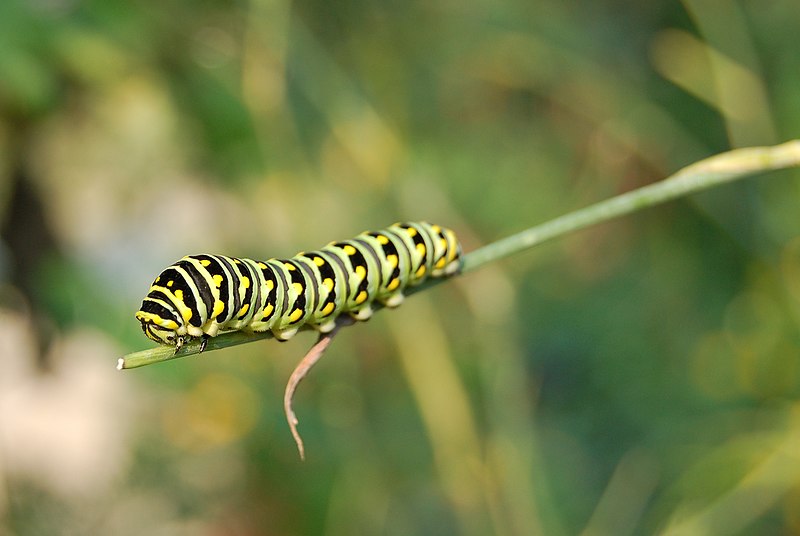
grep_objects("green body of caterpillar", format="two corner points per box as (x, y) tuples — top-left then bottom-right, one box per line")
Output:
(136, 222), (462, 352)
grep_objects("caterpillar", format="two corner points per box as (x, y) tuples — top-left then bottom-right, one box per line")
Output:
(136, 222), (462, 352)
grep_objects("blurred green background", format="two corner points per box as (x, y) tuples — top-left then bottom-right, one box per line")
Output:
(1, 0), (800, 534)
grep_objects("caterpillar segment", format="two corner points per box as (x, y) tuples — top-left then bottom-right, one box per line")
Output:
(136, 222), (462, 352)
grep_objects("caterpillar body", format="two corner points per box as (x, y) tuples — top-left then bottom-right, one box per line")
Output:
(136, 222), (462, 352)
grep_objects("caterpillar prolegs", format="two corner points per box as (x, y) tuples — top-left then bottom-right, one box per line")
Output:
(136, 222), (462, 352)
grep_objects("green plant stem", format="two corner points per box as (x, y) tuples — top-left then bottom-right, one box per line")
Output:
(462, 140), (800, 272)
(118, 140), (800, 370)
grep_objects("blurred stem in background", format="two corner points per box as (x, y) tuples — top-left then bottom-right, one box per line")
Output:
(0, 124), (63, 369)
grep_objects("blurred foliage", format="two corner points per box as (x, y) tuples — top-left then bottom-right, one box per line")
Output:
(1, 0), (800, 535)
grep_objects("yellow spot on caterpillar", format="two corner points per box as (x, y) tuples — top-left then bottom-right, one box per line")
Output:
(201, 259), (211, 267)
(313, 256), (325, 267)
(343, 245), (356, 255)
(233, 258), (241, 264)
(355, 291), (368, 304)
(293, 282), (304, 294)
(175, 289), (183, 301)
(415, 265), (426, 278)
(323, 278), (334, 292)
(406, 227), (418, 237)
(435, 257), (446, 269)
(166, 280), (173, 287)
(138, 313), (170, 330)
(321, 302), (335, 316)
(285, 262), (296, 270)
(182, 308), (192, 322)
(355, 266), (366, 279)
(387, 278), (400, 291)
(266, 279), (275, 291)
(242, 276), (250, 289)
(386, 254), (398, 268)
(155, 276), (161, 283)
(262, 303), (274, 318)
(377, 234), (389, 245)
(238, 303), (250, 317)
(289, 308), (304, 322)
(212, 300), (224, 318)
(431, 224), (441, 233)
(258, 262), (267, 269)
(213, 274), (223, 288)
(416, 243), (426, 256)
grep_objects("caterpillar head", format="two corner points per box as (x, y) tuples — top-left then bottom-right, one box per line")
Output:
(135, 298), (186, 350)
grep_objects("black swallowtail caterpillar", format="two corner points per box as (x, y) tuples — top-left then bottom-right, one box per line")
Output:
(136, 222), (462, 352)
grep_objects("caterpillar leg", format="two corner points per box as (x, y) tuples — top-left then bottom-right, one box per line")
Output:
(173, 336), (185, 354)
(273, 327), (299, 341)
(315, 319), (338, 333)
(199, 334), (210, 353)
(381, 293), (405, 308)
(349, 305), (373, 321)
